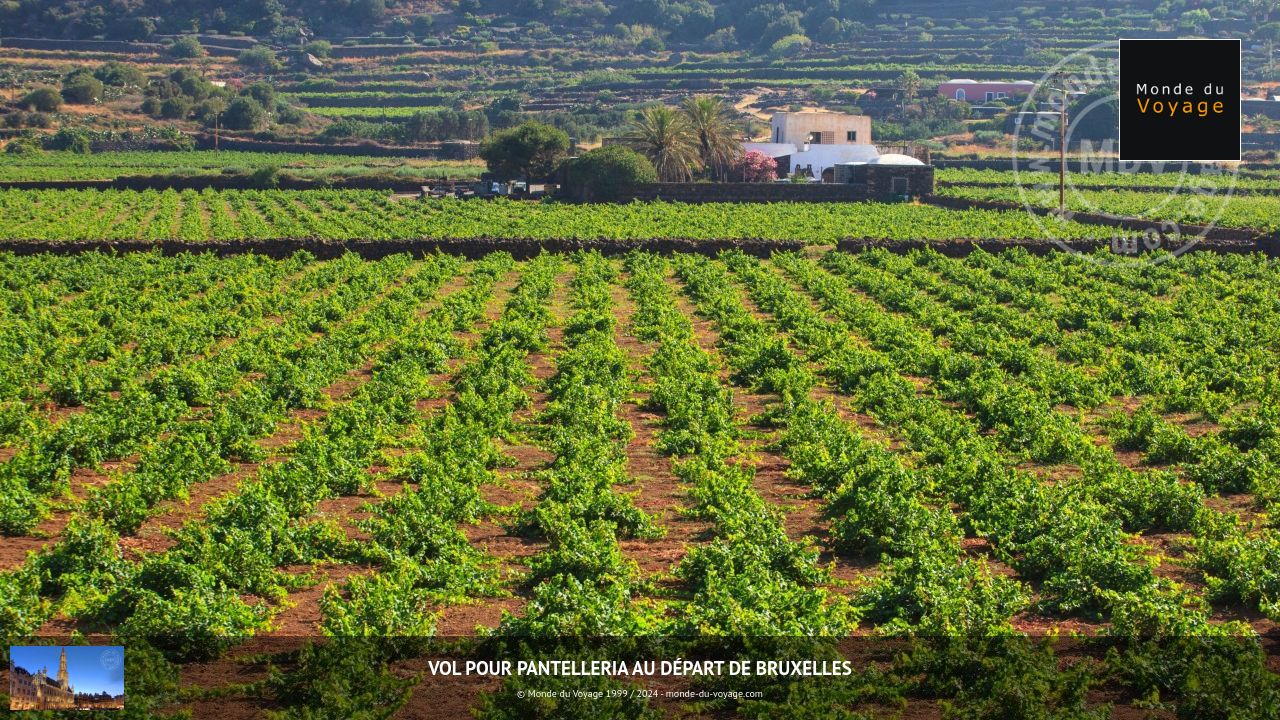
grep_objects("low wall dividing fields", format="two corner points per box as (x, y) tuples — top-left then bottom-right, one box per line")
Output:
(837, 236), (1275, 257)
(189, 135), (479, 159)
(932, 158), (1271, 174)
(3, 234), (1276, 259)
(0, 237), (806, 260)
(0, 176), (436, 192)
(0, 36), (244, 56)
(921, 195), (1265, 243)
(938, 181), (1280, 197)
(617, 182), (869, 203)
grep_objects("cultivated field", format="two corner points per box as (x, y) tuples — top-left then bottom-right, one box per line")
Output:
(3, 247), (1279, 716)
(0, 152), (483, 182)
(1, 0), (1278, 714)
(0, 190), (1125, 242)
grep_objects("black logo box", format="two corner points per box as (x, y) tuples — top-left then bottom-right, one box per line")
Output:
(1119, 38), (1240, 162)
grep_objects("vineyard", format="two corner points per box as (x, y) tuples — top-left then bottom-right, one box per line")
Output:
(0, 190), (1124, 243)
(2, 0), (1279, 710)
(2, 246), (1279, 717)
(0, 152), (483, 182)
(937, 183), (1280, 233)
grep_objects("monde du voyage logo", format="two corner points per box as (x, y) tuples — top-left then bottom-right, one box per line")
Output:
(1119, 38), (1241, 161)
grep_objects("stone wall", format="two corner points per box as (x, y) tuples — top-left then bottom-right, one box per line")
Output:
(922, 195), (1265, 241)
(0, 237), (805, 260)
(1244, 100), (1280, 120)
(0, 176), (430, 192)
(190, 134), (478, 159)
(932, 158), (1239, 174)
(1243, 132), (1280, 150)
(618, 182), (869, 203)
(1, 36), (243, 56)
(834, 164), (935, 198)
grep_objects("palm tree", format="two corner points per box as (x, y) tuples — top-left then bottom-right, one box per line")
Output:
(680, 95), (742, 181)
(895, 70), (921, 119)
(624, 106), (701, 183)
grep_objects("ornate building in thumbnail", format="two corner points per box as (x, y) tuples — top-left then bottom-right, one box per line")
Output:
(8, 647), (75, 710)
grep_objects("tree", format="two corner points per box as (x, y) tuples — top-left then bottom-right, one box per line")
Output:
(241, 82), (277, 110)
(1178, 8), (1211, 32)
(399, 109), (488, 143)
(768, 33), (811, 59)
(411, 15), (435, 35)
(734, 151), (777, 182)
(623, 106), (700, 182)
(675, 2), (715, 43)
(1258, 22), (1280, 71)
(168, 36), (205, 59)
(479, 121), (570, 182)
(48, 127), (92, 154)
(895, 70), (921, 118)
(222, 97), (267, 131)
(195, 97), (228, 126)
(168, 69), (216, 102)
(704, 27), (738, 51)
(94, 61), (147, 88)
(61, 75), (104, 104)
(303, 40), (333, 58)
(759, 13), (804, 49)
(117, 16), (156, 41)
(485, 95), (523, 129)
(22, 86), (62, 112)
(1068, 87), (1118, 145)
(5, 137), (43, 154)
(159, 97), (191, 119)
(815, 17), (845, 43)
(3, 112), (50, 130)
(680, 95), (742, 181)
(350, 0), (388, 23)
(238, 47), (282, 72)
(561, 145), (657, 202)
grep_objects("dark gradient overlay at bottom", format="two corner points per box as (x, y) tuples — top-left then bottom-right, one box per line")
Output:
(5, 634), (1279, 718)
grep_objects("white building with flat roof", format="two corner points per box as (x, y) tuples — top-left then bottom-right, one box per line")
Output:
(744, 111), (878, 180)
(766, 111), (871, 145)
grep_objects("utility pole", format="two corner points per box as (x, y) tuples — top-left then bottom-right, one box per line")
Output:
(214, 111), (220, 151)
(1050, 71), (1068, 215)
(1060, 89), (1066, 214)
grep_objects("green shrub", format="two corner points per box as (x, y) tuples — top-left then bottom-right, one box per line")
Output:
(167, 36), (204, 58)
(479, 120), (569, 182)
(223, 97), (267, 131)
(768, 33), (811, 59)
(22, 86), (62, 112)
(46, 127), (93, 154)
(159, 96), (191, 119)
(302, 39), (332, 57)
(61, 75), (104, 104)
(4, 137), (43, 154)
(238, 46), (282, 71)
(561, 145), (656, 202)
(94, 60), (147, 87)
(319, 566), (437, 642)
(249, 165), (281, 188)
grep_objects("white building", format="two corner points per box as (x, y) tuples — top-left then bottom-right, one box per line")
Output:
(743, 111), (879, 181)
(765, 111), (871, 145)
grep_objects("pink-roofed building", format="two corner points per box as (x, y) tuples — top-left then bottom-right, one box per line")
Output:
(937, 79), (1036, 103)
